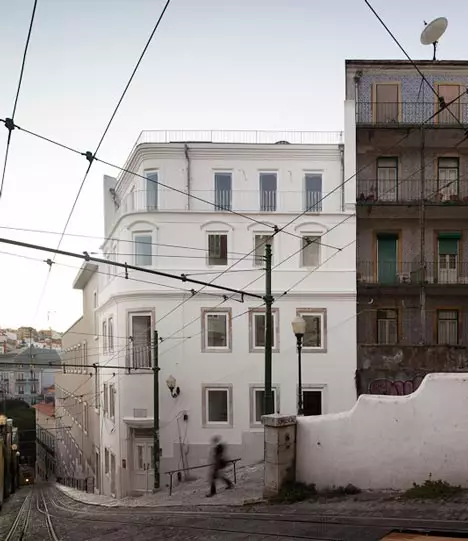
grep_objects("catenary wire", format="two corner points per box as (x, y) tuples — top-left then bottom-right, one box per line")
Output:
(0, 0), (38, 198)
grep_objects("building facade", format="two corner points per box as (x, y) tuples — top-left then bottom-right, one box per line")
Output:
(56, 263), (101, 492)
(34, 403), (56, 480)
(95, 130), (357, 497)
(345, 59), (468, 395)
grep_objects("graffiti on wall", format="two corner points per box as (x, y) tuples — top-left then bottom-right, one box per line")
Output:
(368, 375), (424, 396)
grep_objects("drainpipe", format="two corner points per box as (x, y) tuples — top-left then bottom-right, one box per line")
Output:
(339, 144), (345, 211)
(184, 144), (191, 210)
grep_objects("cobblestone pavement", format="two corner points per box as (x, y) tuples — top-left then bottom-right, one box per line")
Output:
(4, 483), (468, 540)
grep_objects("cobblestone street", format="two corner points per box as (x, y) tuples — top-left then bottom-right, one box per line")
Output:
(3, 483), (468, 540)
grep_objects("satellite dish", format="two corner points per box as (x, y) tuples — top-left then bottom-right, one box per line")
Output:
(420, 17), (448, 60)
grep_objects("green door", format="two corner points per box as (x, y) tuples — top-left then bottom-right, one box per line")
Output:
(377, 234), (398, 284)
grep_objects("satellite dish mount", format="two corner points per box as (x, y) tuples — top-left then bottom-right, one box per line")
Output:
(420, 17), (448, 61)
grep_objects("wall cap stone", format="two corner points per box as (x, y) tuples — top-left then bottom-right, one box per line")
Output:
(262, 414), (297, 427)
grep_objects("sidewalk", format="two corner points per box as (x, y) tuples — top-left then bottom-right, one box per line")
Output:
(55, 462), (265, 508)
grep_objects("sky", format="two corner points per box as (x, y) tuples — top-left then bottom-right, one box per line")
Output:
(0, 0), (465, 332)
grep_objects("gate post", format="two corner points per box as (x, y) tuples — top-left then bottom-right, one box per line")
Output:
(262, 414), (297, 498)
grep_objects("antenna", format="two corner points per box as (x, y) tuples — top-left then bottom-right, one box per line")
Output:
(420, 17), (448, 61)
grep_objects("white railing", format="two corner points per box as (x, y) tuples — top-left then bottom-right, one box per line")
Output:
(114, 189), (329, 221)
(135, 130), (343, 146)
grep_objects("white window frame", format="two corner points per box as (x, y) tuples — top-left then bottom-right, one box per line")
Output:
(93, 290), (98, 341)
(201, 308), (232, 353)
(249, 308), (280, 353)
(104, 447), (109, 475)
(133, 231), (153, 267)
(102, 320), (108, 353)
(103, 383), (108, 414)
(299, 384), (328, 416)
(301, 235), (321, 268)
(83, 402), (89, 434)
(144, 169), (159, 210)
(303, 171), (323, 212)
(108, 317), (114, 352)
(128, 311), (153, 368)
(249, 385), (280, 427)
(253, 233), (273, 267)
(296, 308), (327, 353)
(109, 383), (115, 420)
(207, 232), (229, 267)
(202, 384), (233, 428)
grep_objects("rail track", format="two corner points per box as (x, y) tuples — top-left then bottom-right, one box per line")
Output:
(4, 490), (33, 541)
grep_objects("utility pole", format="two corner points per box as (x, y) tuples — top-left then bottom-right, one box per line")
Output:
(153, 330), (160, 492)
(264, 243), (274, 415)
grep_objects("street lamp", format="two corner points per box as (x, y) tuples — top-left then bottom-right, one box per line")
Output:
(291, 316), (306, 415)
(166, 375), (180, 398)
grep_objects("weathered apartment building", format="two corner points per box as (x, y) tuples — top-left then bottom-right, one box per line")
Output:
(345, 59), (468, 395)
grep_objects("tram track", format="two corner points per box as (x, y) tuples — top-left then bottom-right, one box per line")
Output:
(4, 490), (33, 541)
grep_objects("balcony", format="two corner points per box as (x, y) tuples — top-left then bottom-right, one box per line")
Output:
(126, 344), (152, 370)
(136, 129), (344, 145)
(356, 101), (468, 127)
(358, 261), (468, 286)
(357, 178), (468, 205)
(115, 189), (326, 219)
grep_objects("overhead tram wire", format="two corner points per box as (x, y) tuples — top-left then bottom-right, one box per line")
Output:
(0, 0), (38, 199)
(31, 0), (173, 325)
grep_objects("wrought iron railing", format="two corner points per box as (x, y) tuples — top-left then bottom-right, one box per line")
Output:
(356, 101), (468, 126)
(126, 344), (152, 369)
(358, 261), (468, 285)
(357, 178), (468, 204)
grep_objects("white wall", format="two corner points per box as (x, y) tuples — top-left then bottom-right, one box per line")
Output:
(296, 373), (468, 490)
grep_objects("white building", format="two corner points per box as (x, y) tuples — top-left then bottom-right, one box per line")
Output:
(95, 130), (357, 497)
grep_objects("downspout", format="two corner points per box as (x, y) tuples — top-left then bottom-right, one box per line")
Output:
(184, 144), (191, 210)
(339, 144), (345, 211)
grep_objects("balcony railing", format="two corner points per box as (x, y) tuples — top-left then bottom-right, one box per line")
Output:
(126, 344), (152, 369)
(136, 129), (344, 146)
(114, 189), (328, 219)
(357, 178), (468, 205)
(358, 307), (468, 346)
(356, 101), (468, 126)
(358, 261), (468, 285)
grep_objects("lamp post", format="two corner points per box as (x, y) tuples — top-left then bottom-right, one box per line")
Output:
(291, 316), (306, 415)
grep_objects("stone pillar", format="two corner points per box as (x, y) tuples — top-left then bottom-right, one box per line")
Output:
(262, 414), (297, 498)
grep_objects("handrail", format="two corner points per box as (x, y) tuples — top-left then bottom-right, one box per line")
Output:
(165, 457), (241, 495)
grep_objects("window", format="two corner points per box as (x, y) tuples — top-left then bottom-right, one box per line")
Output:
(250, 386), (278, 426)
(302, 389), (323, 416)
(82, 341), (87, 371)
(145, 170), (158, 210)
(202, 309), (231, 352)
(93, 290), (98, 338)
(104, 447), (109, 475)
(437, 84), (461, 124)
(377, 309), (398, 344)
(109, 384), (115, 419)
(208, 234), (228, 266)
(437, 309), (459, 345)
(95, 367), (100, 410)
(103, 383), (108, 414)
(31, 385), (37, 394)
(377, 157), (398, 201)
(18, 384), (24, 395)
(129, 313), (152, 368)
(438, 157), (459, 197)
(202, 385), (233, 427)
(95, 450), (100, 490)
(254, 234), (272, 266)
(214, 172), (232, 211)
(304, 173), (322, 211)
(259, 172), (277, 211)
(438, 233), (460, 284)
(108, 317), (114, 352)
(83, 402), (89, 432)
(374, 83), (399, 123)
(134, 234), (153, 266)
(301, 236), (320, 267)
(249, 309), (279, 352)
(297, 309), (326, 352)
(102, 320), (108, 352)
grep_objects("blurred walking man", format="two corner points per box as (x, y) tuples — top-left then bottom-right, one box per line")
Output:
(206, 435), (233, 497)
